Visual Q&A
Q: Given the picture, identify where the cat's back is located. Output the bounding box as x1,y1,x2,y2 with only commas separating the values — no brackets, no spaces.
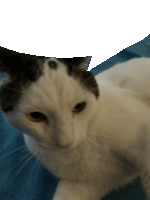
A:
95,57,150,107
95,57,150,84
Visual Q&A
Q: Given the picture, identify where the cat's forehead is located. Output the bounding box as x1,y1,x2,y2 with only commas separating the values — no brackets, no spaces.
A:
0,48,99,113
20,60,88,114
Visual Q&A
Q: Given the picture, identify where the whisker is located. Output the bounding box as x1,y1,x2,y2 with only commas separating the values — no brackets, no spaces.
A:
0,145,27,162
16,153,36,176
84,139,111,172
0,140,48,164
25,142,60,162
85,137,122,173
10,152,32,172
8,147,30,162
83,140,93,149
86,137,110,154
0,140,46,163
96,133,137,154
96,133,127,143
32,151,42,171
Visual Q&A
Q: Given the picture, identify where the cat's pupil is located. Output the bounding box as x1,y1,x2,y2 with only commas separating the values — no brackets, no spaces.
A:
75,103,82,109
26,112,47,123
73,102,86,113
30,112,42,119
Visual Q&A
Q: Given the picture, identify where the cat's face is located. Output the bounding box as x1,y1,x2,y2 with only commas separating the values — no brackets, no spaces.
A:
0,47,99,150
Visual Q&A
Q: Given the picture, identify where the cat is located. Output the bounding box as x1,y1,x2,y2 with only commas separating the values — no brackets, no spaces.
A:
0,46,150,200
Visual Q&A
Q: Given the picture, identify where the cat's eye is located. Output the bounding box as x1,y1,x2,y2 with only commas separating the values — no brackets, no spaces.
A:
26,103,86,122
72,102,86,113
26,112,47,122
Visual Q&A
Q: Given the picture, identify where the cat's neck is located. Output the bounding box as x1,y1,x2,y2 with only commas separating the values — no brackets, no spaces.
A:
92,82,150,153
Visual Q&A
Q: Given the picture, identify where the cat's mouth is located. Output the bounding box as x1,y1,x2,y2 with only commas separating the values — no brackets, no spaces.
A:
55,141,73,149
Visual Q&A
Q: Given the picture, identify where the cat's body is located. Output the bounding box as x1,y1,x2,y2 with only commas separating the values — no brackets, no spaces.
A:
0,47,150,200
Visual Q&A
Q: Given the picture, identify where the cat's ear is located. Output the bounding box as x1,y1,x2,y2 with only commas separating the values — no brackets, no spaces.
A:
0,46,39,79
57,56,92,70
79,56,92,68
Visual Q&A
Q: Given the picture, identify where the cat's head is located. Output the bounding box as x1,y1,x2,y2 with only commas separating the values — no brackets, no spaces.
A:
0,46,99,150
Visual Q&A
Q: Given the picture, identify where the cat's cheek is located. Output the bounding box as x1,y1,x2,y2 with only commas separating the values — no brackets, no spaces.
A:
72,129,87,148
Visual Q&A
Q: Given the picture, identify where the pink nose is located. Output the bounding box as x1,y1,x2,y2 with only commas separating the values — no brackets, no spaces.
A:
55,142,72,149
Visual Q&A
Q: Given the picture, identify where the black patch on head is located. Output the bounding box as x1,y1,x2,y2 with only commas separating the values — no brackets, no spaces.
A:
72,67,99,99
0,46,45,112
48,60,57,70
0,47,99,113
57,57,88,75
0,80,22,112
57,57,99,99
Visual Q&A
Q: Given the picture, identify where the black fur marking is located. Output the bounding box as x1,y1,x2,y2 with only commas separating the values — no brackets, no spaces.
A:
48,60,57,70
0,46,99,113
57,58,99,99
0,46,45,112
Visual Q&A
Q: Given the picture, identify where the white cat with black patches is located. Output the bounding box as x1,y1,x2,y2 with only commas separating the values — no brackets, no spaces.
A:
0,46,150,200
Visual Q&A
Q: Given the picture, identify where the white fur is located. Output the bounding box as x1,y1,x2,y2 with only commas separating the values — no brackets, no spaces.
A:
4,57,150,200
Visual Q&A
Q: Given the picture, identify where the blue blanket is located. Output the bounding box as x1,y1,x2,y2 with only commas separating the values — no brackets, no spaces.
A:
0,35,150,200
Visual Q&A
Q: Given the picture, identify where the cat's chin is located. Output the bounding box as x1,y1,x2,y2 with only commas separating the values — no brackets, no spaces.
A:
49,142,80,151
49,138,85,152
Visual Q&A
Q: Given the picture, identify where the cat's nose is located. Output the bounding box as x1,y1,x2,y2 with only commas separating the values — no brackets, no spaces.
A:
55,141,72,149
